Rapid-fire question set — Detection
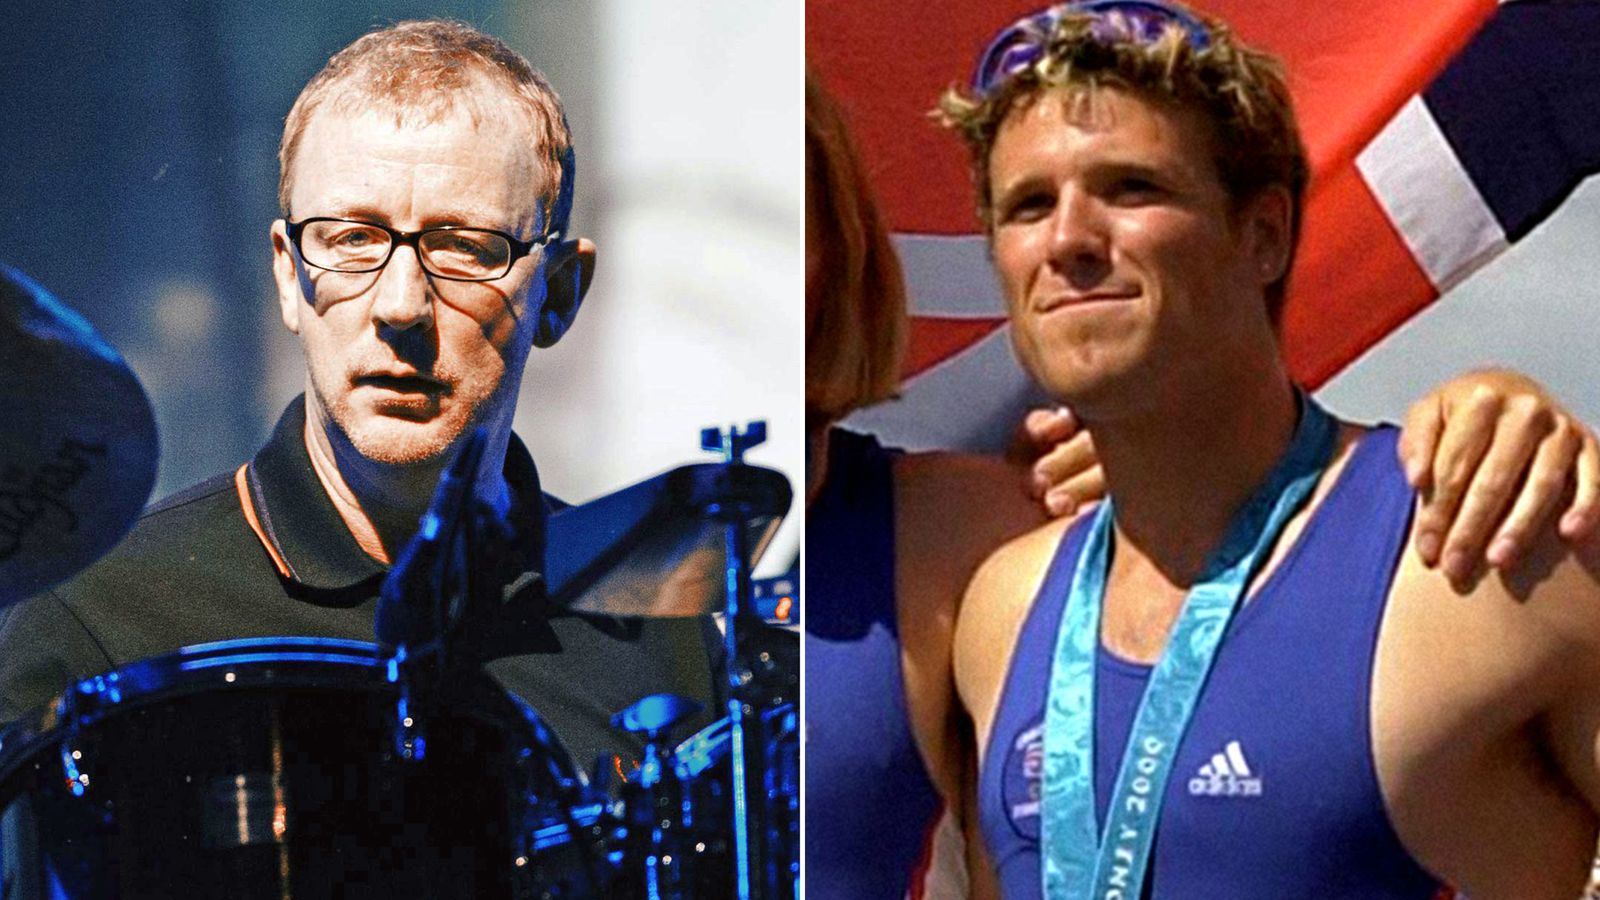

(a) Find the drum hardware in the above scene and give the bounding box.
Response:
[0,637,605,898]
[371,416,798,897]
[612,693,705,899]
[0,401,796,897]
[376,426,530,673]
[373,428,614,896]
[699,422,795,900]
[667,699,798,897]
[591,422,797,899]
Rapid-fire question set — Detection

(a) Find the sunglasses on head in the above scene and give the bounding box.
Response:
[970,0,1213,97]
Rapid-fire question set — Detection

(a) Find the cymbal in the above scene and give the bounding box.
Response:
[0,264,159,607]
[544,463,790,618]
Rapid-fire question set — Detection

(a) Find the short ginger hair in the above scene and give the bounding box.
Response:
[278,19,575,237]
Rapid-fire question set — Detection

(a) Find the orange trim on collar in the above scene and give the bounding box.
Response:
[235,463,292,580]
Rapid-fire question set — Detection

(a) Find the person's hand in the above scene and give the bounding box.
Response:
[1398,369,1600,581]
[1013,406,1106,518]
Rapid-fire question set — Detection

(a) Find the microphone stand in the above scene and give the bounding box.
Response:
[373,428,488,768]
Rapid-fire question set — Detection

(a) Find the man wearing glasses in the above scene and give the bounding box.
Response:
[0,20,719,771]
[949,3,1600,897]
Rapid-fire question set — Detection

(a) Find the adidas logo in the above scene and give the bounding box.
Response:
[1187,740,1263,797]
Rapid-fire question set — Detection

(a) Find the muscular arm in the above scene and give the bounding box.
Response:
[947,520,1070,899]
[1377,517,1600,897]
[894,451,1043,802]
[889,453,1046,898]
[952,518,1072,771]
[1519,536,1600,812]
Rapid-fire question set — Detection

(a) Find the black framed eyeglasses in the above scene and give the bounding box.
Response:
[972,0,1213,98]
[286,217,561,282]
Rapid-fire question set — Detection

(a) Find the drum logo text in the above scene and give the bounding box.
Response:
[0,438,105,560]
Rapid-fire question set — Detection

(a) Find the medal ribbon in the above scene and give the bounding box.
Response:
[1040,395,1336,898]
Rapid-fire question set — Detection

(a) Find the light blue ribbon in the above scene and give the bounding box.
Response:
[1040,395,1336,899]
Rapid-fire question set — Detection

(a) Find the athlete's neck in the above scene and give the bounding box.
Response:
[302,400,513,565]
[1088,362,1300,588]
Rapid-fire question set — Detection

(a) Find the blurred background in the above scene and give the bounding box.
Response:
[0,1,803,574]
[1317,181,1600,428]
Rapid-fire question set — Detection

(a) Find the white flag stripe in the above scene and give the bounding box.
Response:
[1226,741,1252,778]
[893,233,1008,318]
[1211,752,1232,778]
[846,324,1051,453]
[1357,94,1509,294]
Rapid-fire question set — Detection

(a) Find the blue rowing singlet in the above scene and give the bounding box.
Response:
[805,428,944,899]
[979,427,1446,898]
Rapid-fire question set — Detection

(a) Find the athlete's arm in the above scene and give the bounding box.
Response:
[953,518,1071,765]
[895,459,1078,900]
[1377,516,1600,896]
[1518,535,1600,814]
[894,451,1043,803]
[947,518,1073,892]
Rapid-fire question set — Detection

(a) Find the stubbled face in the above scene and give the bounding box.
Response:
[987,86,1284,418]
[273,105,549,466]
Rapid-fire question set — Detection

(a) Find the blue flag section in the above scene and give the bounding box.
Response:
[1425,0,1600,241]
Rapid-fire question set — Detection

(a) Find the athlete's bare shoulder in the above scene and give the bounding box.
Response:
[1377,512,1600,895]
[891,452,1047,799]
[1434,525,1600,780]
[954,511,1086,760]
[961,513,1077,619]
[1388,515,1600,701]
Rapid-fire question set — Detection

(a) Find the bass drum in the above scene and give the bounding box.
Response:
[669,701,799,899]
[0,637,609,899]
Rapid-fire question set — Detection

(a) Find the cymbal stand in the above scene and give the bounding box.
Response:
[699,421,790,900]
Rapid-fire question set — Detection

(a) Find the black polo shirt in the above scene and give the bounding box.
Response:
[0,399,721,772]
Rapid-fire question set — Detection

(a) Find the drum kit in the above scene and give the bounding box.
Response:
[0,266,799,898]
